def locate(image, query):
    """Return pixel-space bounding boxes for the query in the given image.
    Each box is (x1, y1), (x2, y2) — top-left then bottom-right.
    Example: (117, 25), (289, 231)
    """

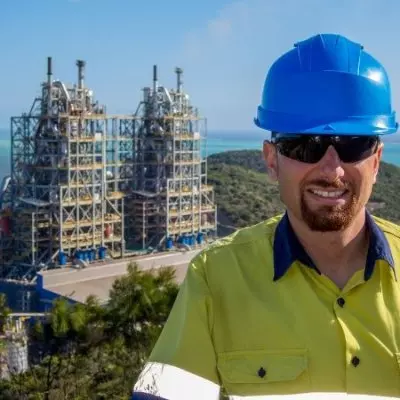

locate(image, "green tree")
(105, 264), (179, 349)
(0, 262), (179, 399)
(0, 293), (11, 334)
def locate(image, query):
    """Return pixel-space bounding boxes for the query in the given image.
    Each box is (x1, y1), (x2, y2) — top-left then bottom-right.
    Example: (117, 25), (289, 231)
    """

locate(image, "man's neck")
(287, 209), (369, 289)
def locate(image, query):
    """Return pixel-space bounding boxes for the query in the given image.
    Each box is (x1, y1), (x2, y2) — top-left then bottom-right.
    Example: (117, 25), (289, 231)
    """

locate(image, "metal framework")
(2, 58), (134, 280)
(0, 59), (217, 283)
(128, 66), (217, 250)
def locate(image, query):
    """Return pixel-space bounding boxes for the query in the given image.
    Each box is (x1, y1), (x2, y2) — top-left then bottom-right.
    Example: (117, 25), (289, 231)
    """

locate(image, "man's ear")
(371, 142), (383, 184)
(263, 141), (278, 181)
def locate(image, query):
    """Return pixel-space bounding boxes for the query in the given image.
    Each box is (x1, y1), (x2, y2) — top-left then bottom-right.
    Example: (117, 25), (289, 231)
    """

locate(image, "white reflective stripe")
(134, 366), (400, 400)
(133, 362), (220, 400)
(229, 394), (400, 399)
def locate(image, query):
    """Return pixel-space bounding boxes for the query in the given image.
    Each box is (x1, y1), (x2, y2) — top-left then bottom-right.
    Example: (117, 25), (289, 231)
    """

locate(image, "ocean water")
(206, 135), (400, 167)
(0, 140), (10, 177)
(0, 135), (399, 179)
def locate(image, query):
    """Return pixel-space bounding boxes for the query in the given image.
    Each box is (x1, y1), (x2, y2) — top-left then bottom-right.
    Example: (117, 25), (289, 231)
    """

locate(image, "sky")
(1, 0), (400, 134)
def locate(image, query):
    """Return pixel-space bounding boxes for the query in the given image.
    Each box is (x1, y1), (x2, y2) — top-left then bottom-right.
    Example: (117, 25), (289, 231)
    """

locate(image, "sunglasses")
(272, 135), (380, 164)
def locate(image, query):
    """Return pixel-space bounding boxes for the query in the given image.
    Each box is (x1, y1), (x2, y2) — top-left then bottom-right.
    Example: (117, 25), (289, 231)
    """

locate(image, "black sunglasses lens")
(335, 137), (378, 162)
(276, 136), (378, 163)
(276, 137), (325, 163)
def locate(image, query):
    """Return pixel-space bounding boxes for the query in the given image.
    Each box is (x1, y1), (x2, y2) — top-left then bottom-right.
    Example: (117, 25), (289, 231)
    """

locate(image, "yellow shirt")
(133, 212), (400, 399)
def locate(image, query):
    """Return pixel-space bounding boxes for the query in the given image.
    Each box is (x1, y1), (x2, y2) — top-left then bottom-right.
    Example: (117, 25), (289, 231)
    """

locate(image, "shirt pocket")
(217, 348), (310, 396)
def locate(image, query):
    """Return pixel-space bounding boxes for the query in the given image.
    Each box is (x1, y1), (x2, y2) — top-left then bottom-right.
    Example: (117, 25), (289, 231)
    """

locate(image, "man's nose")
(318, 145), (345, 180)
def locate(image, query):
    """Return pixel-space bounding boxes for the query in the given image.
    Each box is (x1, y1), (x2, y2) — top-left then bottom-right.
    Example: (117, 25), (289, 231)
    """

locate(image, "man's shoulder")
(189, 214), (282, 277)
(206, 213), (282, 252)
(372, 215), (400, 241)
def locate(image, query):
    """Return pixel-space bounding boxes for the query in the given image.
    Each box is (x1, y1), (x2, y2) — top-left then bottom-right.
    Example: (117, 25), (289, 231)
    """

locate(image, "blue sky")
(1, 0), (400, 134)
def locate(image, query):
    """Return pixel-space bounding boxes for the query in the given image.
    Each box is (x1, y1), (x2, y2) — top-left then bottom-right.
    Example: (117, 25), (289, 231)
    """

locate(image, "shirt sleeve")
(132, 252), (221, 400)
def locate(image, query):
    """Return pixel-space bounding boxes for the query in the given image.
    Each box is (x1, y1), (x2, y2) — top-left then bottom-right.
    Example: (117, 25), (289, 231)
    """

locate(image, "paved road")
(38, 249), (202, 304)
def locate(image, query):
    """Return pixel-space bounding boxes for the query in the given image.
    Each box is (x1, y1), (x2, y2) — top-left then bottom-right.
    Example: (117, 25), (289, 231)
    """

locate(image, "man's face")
(263, 136), (383, 232)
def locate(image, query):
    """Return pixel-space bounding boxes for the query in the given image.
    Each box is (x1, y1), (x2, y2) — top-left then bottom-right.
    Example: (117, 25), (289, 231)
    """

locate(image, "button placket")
(333, 293), (356, 390)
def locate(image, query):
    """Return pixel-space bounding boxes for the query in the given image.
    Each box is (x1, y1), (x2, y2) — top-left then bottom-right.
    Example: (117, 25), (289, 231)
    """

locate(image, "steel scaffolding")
(127, 66), (217, 250)
(0, 59), (217, 283)
(2, 58), (135, 280)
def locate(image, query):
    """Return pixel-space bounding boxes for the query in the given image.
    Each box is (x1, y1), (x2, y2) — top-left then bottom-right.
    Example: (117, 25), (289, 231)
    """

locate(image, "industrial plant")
(0, 58), (217, 311)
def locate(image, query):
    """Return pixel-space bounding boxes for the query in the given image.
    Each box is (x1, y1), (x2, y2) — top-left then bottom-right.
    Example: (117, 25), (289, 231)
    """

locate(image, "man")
(132, 34), (400, 399)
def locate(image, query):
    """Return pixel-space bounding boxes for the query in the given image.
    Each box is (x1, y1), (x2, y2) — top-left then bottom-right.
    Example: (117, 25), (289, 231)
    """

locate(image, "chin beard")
(300, 194), (358, 232)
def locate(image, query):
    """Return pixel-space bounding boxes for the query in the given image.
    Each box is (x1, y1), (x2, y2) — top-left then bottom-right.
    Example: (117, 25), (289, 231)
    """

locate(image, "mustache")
(304, 179), (350, 190)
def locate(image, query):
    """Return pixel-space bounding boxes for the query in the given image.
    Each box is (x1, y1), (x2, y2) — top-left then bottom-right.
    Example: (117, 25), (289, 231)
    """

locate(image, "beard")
(300, 179), (359, 232)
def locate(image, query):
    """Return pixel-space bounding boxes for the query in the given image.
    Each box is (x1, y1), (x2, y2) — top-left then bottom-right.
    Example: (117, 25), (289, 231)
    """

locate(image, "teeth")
(311, 190), (345, 198)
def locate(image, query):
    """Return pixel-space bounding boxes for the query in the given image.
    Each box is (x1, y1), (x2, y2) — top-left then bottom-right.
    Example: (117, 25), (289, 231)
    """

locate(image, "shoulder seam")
(206, 216), (282, 251)
(380, 228), (400, 240)
(372, 215), (400, 240)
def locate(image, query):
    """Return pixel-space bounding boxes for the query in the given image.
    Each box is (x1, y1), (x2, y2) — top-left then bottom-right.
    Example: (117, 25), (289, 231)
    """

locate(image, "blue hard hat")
(255, 33), (398, 135)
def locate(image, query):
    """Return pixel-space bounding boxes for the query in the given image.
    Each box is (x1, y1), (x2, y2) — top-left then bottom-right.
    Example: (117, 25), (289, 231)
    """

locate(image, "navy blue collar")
(273, 211), (395, 281)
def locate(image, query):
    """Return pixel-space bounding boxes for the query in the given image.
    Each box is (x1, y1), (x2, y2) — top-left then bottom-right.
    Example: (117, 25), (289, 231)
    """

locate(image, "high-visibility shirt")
(132, 212), (400, 400)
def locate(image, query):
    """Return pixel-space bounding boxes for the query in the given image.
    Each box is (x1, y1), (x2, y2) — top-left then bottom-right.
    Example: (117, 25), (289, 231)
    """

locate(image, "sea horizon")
(0, 129), (399, 178)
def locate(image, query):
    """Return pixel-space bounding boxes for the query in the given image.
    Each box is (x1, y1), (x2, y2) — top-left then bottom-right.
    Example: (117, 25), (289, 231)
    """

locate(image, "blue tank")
(166, 237), (173, 249)
(75, 250), (83, 260)
(98, 247), (107, 260)
(58, 251), (67, 266)
(197, 232), (204, 244)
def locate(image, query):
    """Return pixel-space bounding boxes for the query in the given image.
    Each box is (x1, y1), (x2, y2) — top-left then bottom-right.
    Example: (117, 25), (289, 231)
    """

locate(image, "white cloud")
(206, 1), (250, 43)
(207, 17), (232, 43)
(182, 1), (250, 60)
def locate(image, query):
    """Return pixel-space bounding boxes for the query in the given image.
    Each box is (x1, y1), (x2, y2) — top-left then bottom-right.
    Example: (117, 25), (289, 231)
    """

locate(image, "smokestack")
(76, 60), (85, 89)
(153, 65), (158, 93)
(152, 65), (158, 114)
(175, 67), (183, 93)
(47, 57), (53, 119)
(47, 57), (52, 79)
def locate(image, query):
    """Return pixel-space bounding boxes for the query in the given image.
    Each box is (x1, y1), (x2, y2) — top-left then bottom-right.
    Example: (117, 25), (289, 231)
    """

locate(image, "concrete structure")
(37, 249), (200, 308)
(0, 58), (217, 311)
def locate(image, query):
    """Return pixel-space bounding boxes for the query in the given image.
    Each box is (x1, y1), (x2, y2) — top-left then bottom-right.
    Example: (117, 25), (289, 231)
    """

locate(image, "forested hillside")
(208, 150), (400, 228)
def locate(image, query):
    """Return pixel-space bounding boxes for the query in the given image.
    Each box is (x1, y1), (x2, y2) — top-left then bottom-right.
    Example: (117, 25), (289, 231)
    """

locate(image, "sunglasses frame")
(268, 134), (381, 164)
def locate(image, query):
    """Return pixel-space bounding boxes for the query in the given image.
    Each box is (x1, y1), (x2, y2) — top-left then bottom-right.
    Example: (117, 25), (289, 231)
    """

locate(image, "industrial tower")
(0, 58), (217, 290)
(128, 65), (217, 250)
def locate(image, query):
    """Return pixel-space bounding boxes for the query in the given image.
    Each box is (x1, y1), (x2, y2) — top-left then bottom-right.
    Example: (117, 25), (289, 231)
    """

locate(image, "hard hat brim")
(254, 107), (398, 136)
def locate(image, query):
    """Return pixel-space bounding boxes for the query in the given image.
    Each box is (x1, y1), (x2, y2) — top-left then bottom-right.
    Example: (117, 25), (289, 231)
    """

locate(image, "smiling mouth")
(308, 189), (348, 198)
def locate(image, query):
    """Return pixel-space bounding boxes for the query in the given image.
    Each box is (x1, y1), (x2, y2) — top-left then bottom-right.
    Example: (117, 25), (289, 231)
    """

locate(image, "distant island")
(208, 150), (400, 234)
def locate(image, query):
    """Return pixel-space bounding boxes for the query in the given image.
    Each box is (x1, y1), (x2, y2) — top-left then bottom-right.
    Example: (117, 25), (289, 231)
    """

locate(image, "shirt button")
(258, 367), (266, 378)
(351, 356), (360, 367)
(337, 297), (345, 307)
